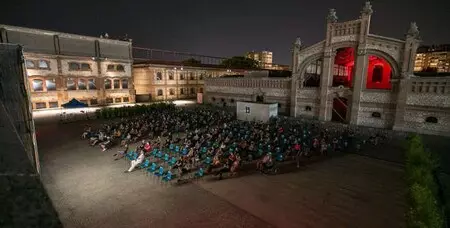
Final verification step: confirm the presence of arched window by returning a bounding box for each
[88,79,96,90]
[68,62,80,71]
[104,79,112,89]
[305,106,312,111]
[116,65,125,72]
[32,79,43,91]
[66,78,76,90]
[425,116,438,124]
[26,60,35,69]
[157,89,163,96]
[371,112,381,118]
[46,79,56,91]
[78,79,87,90]
[372,65,383,83]
[121,79,129,89]
[113,79,120,89]
[38,60,50,69]
[107,64,115,71]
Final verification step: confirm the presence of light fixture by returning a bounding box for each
[174,67,177,70]
[180,67,183,71]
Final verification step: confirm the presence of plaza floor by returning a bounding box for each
[36,120,407,228]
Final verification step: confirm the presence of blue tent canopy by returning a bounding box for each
[62,98,88,108]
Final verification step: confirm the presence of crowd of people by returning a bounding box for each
[81,104,388,182]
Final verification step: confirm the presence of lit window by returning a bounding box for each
[32,79,43,91]
[157,89,163,96]
[26,60,35,69]
[88,79,96,90]
[372,65,383,83]
[38,60,50,69]
[104,79,111,89]
[78,79,87,90]
[66,78,76,90]
[121,79,128,89]
[46,79,56,91]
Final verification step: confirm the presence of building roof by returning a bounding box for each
[133,59,255,72]
[417,44,450,53]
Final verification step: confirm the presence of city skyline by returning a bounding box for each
[1,0,449,64]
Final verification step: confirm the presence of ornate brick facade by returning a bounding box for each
[204,2,450,136]
[0,25,134,109]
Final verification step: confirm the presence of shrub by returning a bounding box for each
[405,134,444,228]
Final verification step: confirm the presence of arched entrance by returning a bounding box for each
[332,97,348,123]
[333,47,355,88]
[302,59,322,87]
[366,55,393,90]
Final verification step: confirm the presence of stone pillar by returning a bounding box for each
[393,22,421,131]
[289,38,303,117]
[349,48,369,125]
[318,49,335,121]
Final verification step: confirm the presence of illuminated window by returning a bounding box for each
[121,79,128,89]
[38,60,50,69]
[88,79,96,90]
[32,79,43,91]
[372,65,383,83]
[66,78,76,90]
[26,60,36,69]
[78,79,87,90]
[157,89,163,96]
[104,79,111,89]
[46,79,56,91]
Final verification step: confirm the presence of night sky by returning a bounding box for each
[1,0,448,64]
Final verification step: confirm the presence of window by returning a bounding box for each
[372,65,383,83]
[66,78,76,90]
[35,102,46,109]
[371,112,381,118]
[116,65,125,72]
[123,97,129,102]
[198,88,203,93]
[189,72,195,80]
[168,72,174,80]
[26,60,35,69]
[180,88,185,95]
[425,116,438,124]
[245,106,250,113]
[121,79,129,89]
[179,73,185,80]
[49,102,58,108]
[157,89,163,96]
[106,98,113,104]
[169,88,175,95]
[32,79,43,91]
[115,98,122,103]
[68,62,80,71]
[107,64,115,71]
[199,73,204,80]
[113,79,120,89]
[81,63,91,71]
[78,79,87,90]
[190,88,196,94]
[88,79,96,90]
[230,98,235,103]
[90,99,98,105]
[46,79,56,91]
[305,106,312,111]
[212,97,216,101]
[278,103,282,108]
[38,60,50,69]
[104,79,111,89]
[256,95,264,103]
[156,72,162,80]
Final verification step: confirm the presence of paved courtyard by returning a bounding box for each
[36,120,406,228]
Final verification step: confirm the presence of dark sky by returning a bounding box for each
[1,0,449,64]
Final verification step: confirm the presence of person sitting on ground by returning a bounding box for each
[125,150,145,173]
[100,136,112,152]
[113,144,129,160]
[256,152,272,172]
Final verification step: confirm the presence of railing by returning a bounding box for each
[205,78,290,89]
[409,77,450,94]
[332,21,361,37]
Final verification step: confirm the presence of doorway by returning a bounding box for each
[331,97,348,123]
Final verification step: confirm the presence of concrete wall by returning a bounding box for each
[236,102,278,122]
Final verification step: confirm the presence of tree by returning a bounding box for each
[182,58,202,66]
[221,56,259,69]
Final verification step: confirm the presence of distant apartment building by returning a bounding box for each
[246,50,289,70]
[0,24,134,110]
[414,44,450,72]
[132,60,248,102]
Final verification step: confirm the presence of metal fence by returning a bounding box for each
[0,43,39,174]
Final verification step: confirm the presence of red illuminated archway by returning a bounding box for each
[333,47,355,87]
[366,56,392,89]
